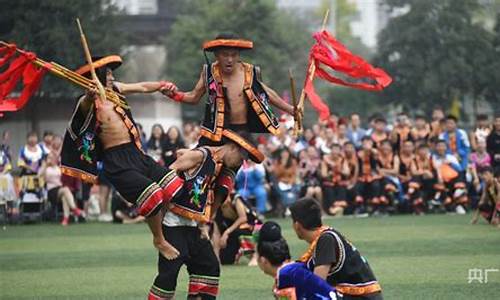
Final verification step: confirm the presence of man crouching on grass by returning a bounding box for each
[289,198,383,299]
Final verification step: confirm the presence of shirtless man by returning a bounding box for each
[61,55,181,259]
[162,33,295,210]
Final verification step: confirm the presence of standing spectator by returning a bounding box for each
[320,144,350,216]
[370,118,388,148]
[430,107,445,138]
[38,153,83,225]
[136,123,148,150]
[486,116,500,170]
[0,147,16,214]
[439,115,470,171]
[18,132,47,175]
[39,131,54,155]
[162,126,185,166]
[335,123,350,146]
[235,160,268,214]
[470,114,491,151]
[411,115,431,143]
[147,124,166,164]
[297,146,322,202]
[346,113,366,148]
[390,112,412,152]
[470,140,492,169]
[0,130,12,162]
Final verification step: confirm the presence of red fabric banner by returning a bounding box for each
[0,46,48,114]
[304,30,392,120]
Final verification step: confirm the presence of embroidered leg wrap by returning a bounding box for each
[158,169,185,204]
[188,274,219,299]
[137,184,165,217]
[149,285,175,300]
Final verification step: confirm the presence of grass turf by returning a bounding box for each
[1,214,499,299]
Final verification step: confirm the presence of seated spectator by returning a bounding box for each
[0,130,12,162]
[430,107,445,138]
[377,140,400,214]
[439,115,470,172]
[433,140,468,213]
[271,148,299,215]
[343,142,360,213]
[235,160,268,214]
[320,144,350,216]
[355,137,382,214]
[39,131,54,155]
[162,126,185,166]
[111,191,144,224]
[18,132,47,176]
[38,153,83,225]
[409,143,437,214]
[398,140,415,212]
[213,194,262,265]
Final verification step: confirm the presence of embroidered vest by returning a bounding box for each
[61,87,142,183]
[306,228,381,296]
[170,147,222,223]
[200,62,280,142]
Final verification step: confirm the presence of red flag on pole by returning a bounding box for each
[0,44,48,115]
[304,30,392,120]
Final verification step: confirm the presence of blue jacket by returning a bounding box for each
[440,129,470,170]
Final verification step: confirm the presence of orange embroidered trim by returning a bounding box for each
[222,129,264,163]
[61,166,98,184]
[203,39,253,50]
[335,282,382,296]
[298,226,330,263]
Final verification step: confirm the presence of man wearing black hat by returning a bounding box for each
[162,33,295,212]
[61,55,183,260]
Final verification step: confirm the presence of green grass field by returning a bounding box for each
[1,214,499,299]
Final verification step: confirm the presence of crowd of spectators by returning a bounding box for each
[1,107,500,226]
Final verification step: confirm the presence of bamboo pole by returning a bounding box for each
[294,9,330,136]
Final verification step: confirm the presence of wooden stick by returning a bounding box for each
[76,18,107,105]
[294,9,330,135]
[289,69,300,137]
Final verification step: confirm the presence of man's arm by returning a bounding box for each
[261,83,294,115]
[114,81,165,95]
[162,71,206,104]
[313,234,339,280]
[169,149,204,173]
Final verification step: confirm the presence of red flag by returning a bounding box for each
[304,30,392,120]
[0,44,48,115]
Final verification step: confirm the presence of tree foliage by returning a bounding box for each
[375,0,497,113]
[0,0,125,99]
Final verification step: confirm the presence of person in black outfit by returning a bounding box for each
[487,116,500,170]
[290,198,383,299]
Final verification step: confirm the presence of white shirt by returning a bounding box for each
[163,210,197,227]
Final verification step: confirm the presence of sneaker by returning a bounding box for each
[455,205,466,215]
[98,214,113,222]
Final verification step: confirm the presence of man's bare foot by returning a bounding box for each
[154,239,180,260]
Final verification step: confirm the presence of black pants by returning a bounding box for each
[149,226,220,299]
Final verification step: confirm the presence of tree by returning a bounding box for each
[164,0,310,120]
[0,0,126,99]
[375,0,497,113]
